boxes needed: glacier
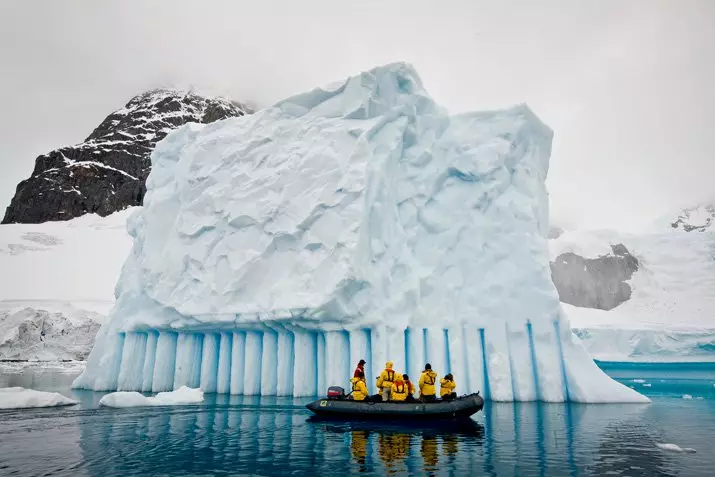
[73,62,646,403]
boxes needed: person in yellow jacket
[440,373,457,400]
[418,363,438,402]
[402,374,418,402]
[376,361,397,401]
[350,371,370,401]
[390,375,409,402]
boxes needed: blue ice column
[406,328,425,391]
[243,331,263,395]
[152,331,177,392]
[174,333,203,388]
[530,320,566,402]
[349,329,369,382]
[292,330,317,397]
[200,333,220,393]
[276,330,295,396]
[216,332,233,394]
[506,324,538,401]
[230,332,246,395]
[141,331,159,392]
[462,327,486,396]
[117,332,148,391]
[261,331,278,395]
[325,331,350,391]
[483,325,514,401]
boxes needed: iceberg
[0,387,78,409]
[98,385,203,408]
[73,63,646,403]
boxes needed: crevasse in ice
[73,63,647,403]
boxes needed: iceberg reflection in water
[0,393,706,476]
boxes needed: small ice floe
[0,387,78,409]
[682,394,693,400]
[632,379,646,383]
[656,443,696,453]
[643,383,652,387]
[99,386,204,408]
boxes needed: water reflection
[1,390,713,476]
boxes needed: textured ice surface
[0,387,78,409]
[98,385,203,407]
[74,63,646,402]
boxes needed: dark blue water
[1,365,714,476]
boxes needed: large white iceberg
[73,63,646,403]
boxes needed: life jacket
[385,369,395,382]
[393,381,405,393]
[423,372,435,385]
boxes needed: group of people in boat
[349,359,457,403]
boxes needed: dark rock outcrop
[550,244,639,310]
[2,90,251,224]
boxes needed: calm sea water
[1,364,714,476]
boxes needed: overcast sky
[1,1,713,229]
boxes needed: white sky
[1,0,713,230]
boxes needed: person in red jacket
[353,359,366,378]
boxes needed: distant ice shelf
[73,62,647,403]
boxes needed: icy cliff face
[74,63,646,402]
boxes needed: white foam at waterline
[682,394,693,400]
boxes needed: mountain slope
[2,90,251,224]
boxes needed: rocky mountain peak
[2,89,251,224]
[670,204,715,232]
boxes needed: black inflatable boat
[306,392,484,421]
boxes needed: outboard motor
[327,386,345,400]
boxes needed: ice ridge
[74,63,647,403]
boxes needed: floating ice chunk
[682,394,693,400]
[632,379,646,383]
[643,383,652,387]
[99,386,203,408]
[656,443,696,453]
[0,387,78,409]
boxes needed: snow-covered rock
[0,304,103,361]
[3,90,251,224]
[0,386,78,409]
[74,62,646,403]
[670,204,714,232]
[98,385,203,408]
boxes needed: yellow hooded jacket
[376,361,397,390]
[390,379,408,401]
[418,369,438,396]
[350,377,369,401]
[440,377,456,397]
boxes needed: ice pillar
[152,331,177,392]
[174,333,203,388]
[325,331,350,390]
[117,332,148,391]
[293,330,317,397]
[261,331,278,395]
[276,330,295,396]
[141,331,159,392]
[243,331,263,395]
[200,333,220,393]
[216,332,233,394]
[230,332,246,395]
